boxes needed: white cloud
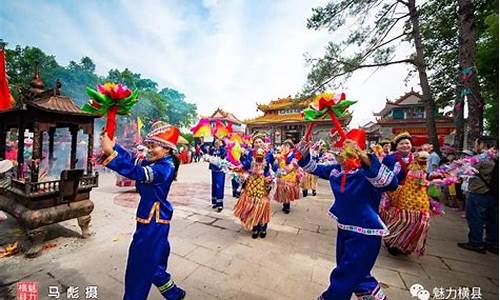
[2,0,419,127]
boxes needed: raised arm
[360,154,399,192]
[297,149,337,180]
[103,146,173,184]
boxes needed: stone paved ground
[0,162,498,299]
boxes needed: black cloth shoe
[282,203,290,214]
[457,242,486,254]
[487,246,499,255]
[312,190,317,196]
[387,247,400,256]
[302,190,308,197]
[259,224,268,238]
[217,207,223,213]
[251,225,260,239]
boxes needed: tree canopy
[3,42,198,134]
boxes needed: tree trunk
[408,0,441,154]
[454,84,465,151]
[458,0,483,148]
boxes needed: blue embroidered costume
[209,145,227,210]
[299,152,398,300]
[104,144,185,300]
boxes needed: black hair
[476,135,498,149]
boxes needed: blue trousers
[211,171,225,207]
[320,229,386,300]
[124,222,183,300]
[231,177,240,193]
[466,192,499,248]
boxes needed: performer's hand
[352,145,371,167]
[100,132,116,155]
[295,139,311,159]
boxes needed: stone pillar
[30,124,42,182]
[48,127,55,173]
[86,123,94,175]
[70,127,78,169]
[17,123,25,179]
[0,125,5,160]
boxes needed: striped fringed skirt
[382,208,431,256]
[233,192,271,230]
[274,178,300,203]
[301,173,318,190]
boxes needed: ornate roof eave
[256,96,310,112]
[393,88,422,104]
[209,107,244,125]
[245,112,352,126]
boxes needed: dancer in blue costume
[208,138,227,212]
[297,129,399,300]
[100,121,185,300]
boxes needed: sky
[1,0,419,127]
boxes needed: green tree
[3,42,198,132]
[159,88,198,128]
[305,0,442,152]
[420,0,498,142]
[477,13,499,137]
[106,68,158,91]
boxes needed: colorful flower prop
[226,141,242,166]
[213,120,232,139]
[429,149,498,186]
[228,132,244,145]
[82,83,139,139]
[190,118,212,138]
[302,92,356,143]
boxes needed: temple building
[245,96,351,144]
[197,108,244,143]
[363,89,455,146]
[207,108,244,133]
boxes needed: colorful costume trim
[234,164,271,230]
[102,151,118,166]
[365,164,394,188]
[381,160,432,256]
[136,201,171,225]
[330,213,389,237]
[355,284,388,300]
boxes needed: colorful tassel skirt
[301,173,318,190]
[274,178,300,203]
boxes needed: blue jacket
[208,147,227,172]
[104,144,175,223]
[299,153,399,235]
[382,153,409,183]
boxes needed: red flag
[0,49,14,110]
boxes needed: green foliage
[421,0,498,136]
[159,88,198,128]
[477,13,499,137]
[3,42,198,132]
[304,0,413,94]
[181,133,194,145]
[106,68,158,91]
